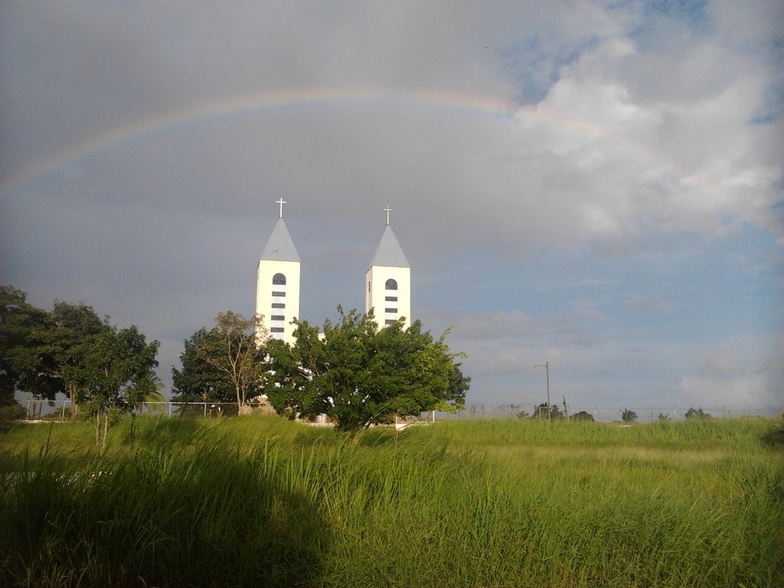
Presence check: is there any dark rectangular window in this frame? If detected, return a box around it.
[271,303,285,309]
[272,291,286,297]
[385,319,396,325]
[271,315,285,321]
[271,327,285,333]
[385,308,397,313]
[385,296,397,301]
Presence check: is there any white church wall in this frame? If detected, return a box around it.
[365,265,411,329]
[256,258,301,345]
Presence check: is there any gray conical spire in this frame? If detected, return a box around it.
[261,218,300,262]
[369,224,409,269]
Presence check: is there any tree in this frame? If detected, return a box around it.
[685,407,711,420]
[71,326,159,409]
[67,325,159,447]
[266,308,469,438]
[180,312,268,411]
[0,286,60,404]
[657,413,670,421]
[533,403,562,420]
[46,300,113,405]
[570,411,595,422]
[621,408,637,423]
[172,328,235,403]
[0,287,159,440]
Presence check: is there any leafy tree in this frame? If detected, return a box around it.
[70,326,159,409]
[621,408,638,423]
[570,410,595,422]
[267,308,469,438]
[533,403,562,420]
[46,300,113,404]
[657,413,671,421]
[172,328,235,403]
[0,286,60,404]
[0,287,159,440]
[66,325,159,447]
[175,312,268,411]
[684,407,711,420]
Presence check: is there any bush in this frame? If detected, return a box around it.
[0,403,26,422]
[685,407,711,420]
[761,416,784,447]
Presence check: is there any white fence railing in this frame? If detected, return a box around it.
[23,400,254,420]
[22,399,779,423]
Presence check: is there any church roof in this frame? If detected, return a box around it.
[261,218,300,262]
[369,224,409,269]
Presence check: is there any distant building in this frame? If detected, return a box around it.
[365,206,411,329]
[256,199,301,344]
[255,202,410,341]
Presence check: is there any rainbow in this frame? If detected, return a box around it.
[0,87,711,195]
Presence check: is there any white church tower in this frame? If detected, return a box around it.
[256,199,301,344]
[365,206,411,328]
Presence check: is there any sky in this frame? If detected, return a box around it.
[1,1,782,420]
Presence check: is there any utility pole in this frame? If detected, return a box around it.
[534,361,551,422]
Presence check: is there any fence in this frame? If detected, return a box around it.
[441,404,776,422]
[22,399,778,423]
[23,400,257,421]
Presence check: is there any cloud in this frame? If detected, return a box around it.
[1,1,781,413]
[620,291,674,314]
[681,338,783,409]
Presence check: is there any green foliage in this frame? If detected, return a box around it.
[657,412,671,421]
[69,325,160,413]
[46,300,113,401]
[570,410,595,422]
[533,402,563,420]
[0,421,328,587]
[0,404,26,431]
[1,416,782,587]
[760,415,784,447]
[173,312,267,409]
[172,327,235,402]
[685,407,711,420]
[0,286,61,403]
[621,408,638,423]
[0,287,159,447]
[266,308,469,437]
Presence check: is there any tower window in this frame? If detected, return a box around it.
[385,296,397,301]
[271,315,285,321]
[271,303,285,309]
[385,308,397,313]
[385,279,398,290]
[272,291,286,297]
[272,273,286,285]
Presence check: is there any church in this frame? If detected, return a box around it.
[256,200,411,343]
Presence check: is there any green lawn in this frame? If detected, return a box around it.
[1,415,782,587]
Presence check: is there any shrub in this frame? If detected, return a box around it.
[685,407,711,420]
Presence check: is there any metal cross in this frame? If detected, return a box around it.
[276,198,287,218]
[384,205,393,225]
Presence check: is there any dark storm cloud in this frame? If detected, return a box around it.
[1,1,781,409]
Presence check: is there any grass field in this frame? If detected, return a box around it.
[1,415,782,587]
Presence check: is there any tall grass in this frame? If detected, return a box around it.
[1,416,782,587]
